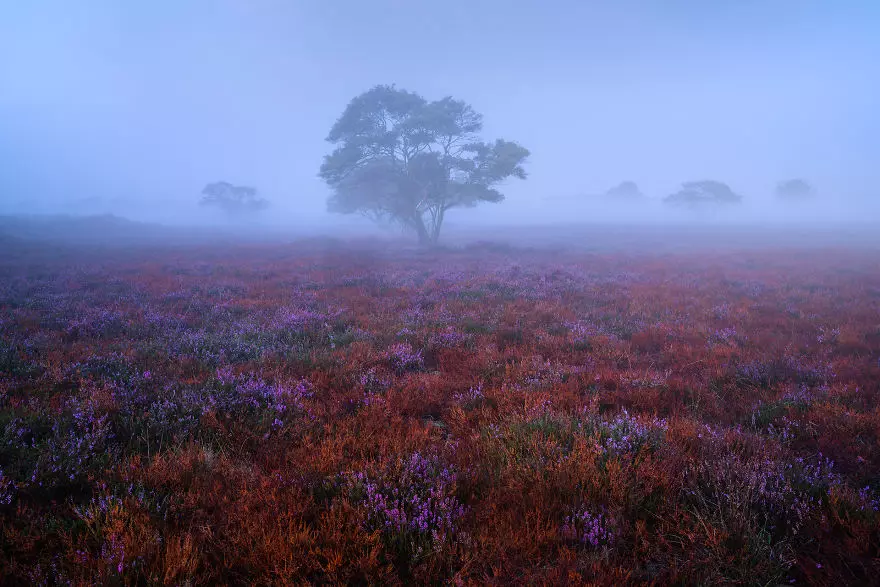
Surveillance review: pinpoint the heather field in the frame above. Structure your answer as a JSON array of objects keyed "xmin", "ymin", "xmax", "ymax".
[{"xmin": 1, "ymin": 237, "xmax": 879, "ymax": 585}]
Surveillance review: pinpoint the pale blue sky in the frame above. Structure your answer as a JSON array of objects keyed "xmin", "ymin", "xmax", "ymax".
[{"xmin": 1, "ymin": 1, "xmax": 878, "ymax": 224}]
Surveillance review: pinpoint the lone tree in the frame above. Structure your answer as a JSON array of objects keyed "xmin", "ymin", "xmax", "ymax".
[
  {"xmin": 605, "ymin": 181, "xmax": 644, "ymax": 200},
  {"xmin": 776, "ymin": 179, "xmax": 814, "ymax": 200},
  {"xmin": 319, "ymin": 85, "xmax": 530, "ymax": 245},
  {"xmin": 199, "ymin": 182, "xmax": 268, "ymax": 215},
  {"xmin": 664, "ymin": 180, "xmax": 743, "ymax": 207}
]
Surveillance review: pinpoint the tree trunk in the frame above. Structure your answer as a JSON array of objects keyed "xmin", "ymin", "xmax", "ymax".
[
  {"xmin": 430, "ymin": 208, "xmax": 445, "ymax": 245},
  {"xmin": 412, "ymin": 214, "xmax": 432, "ymax": 247}
]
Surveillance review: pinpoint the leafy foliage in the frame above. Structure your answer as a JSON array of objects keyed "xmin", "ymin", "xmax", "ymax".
[
  {"xmin": 776, "ymin": 178, "xmax": 815, "ymax": 200},
  {"xmin": 320, "ymin": 85, "xmax": 530, "ymax": 245},
  {"xmin": 199, "ymin": 181, "xmax": 268, "ymax": 214},
  {"xmin": 664, "ymin": 180, "xmax": 743, "ymax": 207},
  {"xmin": 605, "ymin": 181, "xmax": 644, "ymax": 200}
]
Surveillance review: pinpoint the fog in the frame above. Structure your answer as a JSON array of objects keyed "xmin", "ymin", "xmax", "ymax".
[{"xmin": 1, "ymin": 0, "xmax": 878, "ymax": 233}]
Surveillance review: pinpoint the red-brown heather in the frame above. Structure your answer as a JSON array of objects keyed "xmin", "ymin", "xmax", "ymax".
[{"xmin": 1, "ymin": 238, "xmax": 879, "ymax": 585}]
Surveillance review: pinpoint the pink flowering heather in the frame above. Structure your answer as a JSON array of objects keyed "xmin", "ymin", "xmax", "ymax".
[
  {"xmin": 1, "ymin": 234, "xmax": 879, "ymax": 584},
  {"xmin": 561, "ymin": 507, "xmax": 615, "ymax": 548},
  {"xmin": 348, "ymin": 452, "xmax": 466, "ymax": 555},
  {"xmin": 385, "ymin": 343, "xmax": 425, "ymax": 374}
]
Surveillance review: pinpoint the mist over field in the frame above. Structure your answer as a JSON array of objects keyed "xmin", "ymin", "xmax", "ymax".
[
  {"xmin": 3, "ymin": 2, "xmax": 880, "ymax": 585},
  {"xmin": 2, "ymin": 0, "xmax": 878, "ymax": 235}
]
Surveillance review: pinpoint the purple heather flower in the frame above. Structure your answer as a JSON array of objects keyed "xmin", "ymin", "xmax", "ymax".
[
  {"xmin": 348, "ymin": 452, "xmax": 465, "ymax": 548},
  {"xmin": 561, "ymin": 507, "xmax": 615, "ymax": 548},
  {"xmin": 386, "ymin": 343, "xmax": 424, "ymax": 373}
]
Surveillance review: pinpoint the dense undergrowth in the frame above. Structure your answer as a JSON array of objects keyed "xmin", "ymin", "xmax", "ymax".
[{"xmin": 1, "ymin": 240, "xmax": 879, "ymax": 585}]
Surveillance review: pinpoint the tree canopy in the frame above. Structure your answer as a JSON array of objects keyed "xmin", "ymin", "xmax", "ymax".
[
  {"xmin": 319, "ymin": 85, "xmax": 530, "ymax": 245},
  {"xmin": 200, "ymin": 182, "xmax": 268, "ymax": 214},
  {"xmin": 605, "ymin": 181, "xmax": 644, "ymax": 200},
  {"xmin": 776, "ymin": 179, "xmax": 814, "ymax": 200},
  {"xmin": 663, "ymin": 180, "xmax": 743, "ymax": 207}
]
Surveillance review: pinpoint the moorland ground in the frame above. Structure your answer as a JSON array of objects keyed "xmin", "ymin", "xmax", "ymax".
[{"xmin": 1, "ymin": 227, "xmax": 879, "ymax": 585}]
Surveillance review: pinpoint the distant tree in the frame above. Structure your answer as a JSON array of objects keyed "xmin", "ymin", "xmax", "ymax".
[
  {"xmin": 663, "ymin": 180, "xmax": 743, "ymax": 207},
  {"xmin": 776, "ymin": 179, "xmax": 814, "ymax": 200},
  {"xmin": 199, "ymin": 182, "xmax": 268, "ymax": 215},
  {"xmin": 605, "ymin": 181, "xmax": 644, "ymax": 200},
  {"xmin": 319, "ymin": 84, "xmax": 530, "ymax": 246}
]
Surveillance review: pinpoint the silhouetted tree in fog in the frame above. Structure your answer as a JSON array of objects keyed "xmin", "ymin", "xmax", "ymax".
[
  {"xmin": 605, "ymin": 181, "xmax": 644, "ymax": 200},
  {"xmin": 664, "ymin": 180, "xmax": 743, "ymax": 207},
  {"xmin": 319, "ymin": 85, "xmax": 530, "ymax": 246},
  {"xmin": 776, "ymin": 179, "xmax": 814, "ymax": 201},
  {"xmin": 200, "ymin": 182, "xmax": 268, "ymax": 215}
]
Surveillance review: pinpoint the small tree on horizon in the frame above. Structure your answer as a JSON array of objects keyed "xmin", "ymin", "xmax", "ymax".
[
  {"xmin": 663, "ymin": 180, "xmax": 743, "ymax": 207},
  {"xmin": 776, "ymin": 179, "xmax": 814, "ymax": 200},
  {"xmin": 605, "ymin": 181, "xmax": 644, "ymax": 200},
  {"xmin": 199, "ymin": 182, "xmax": 268, "ymax": 216},
  {"xmin": 319, "ymin": 84, "xmax": 530, "ymax": 246}
]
